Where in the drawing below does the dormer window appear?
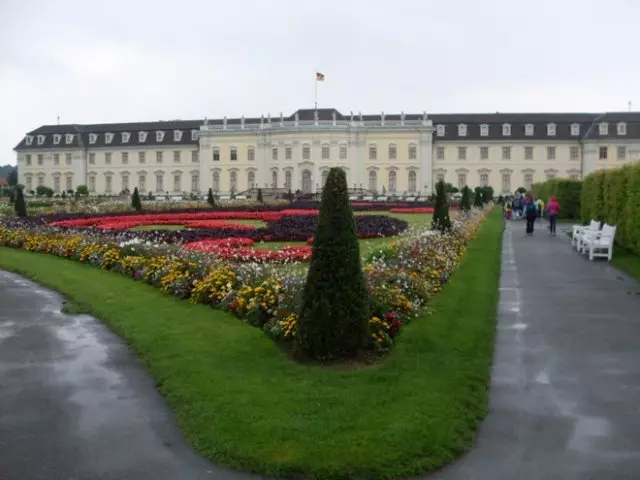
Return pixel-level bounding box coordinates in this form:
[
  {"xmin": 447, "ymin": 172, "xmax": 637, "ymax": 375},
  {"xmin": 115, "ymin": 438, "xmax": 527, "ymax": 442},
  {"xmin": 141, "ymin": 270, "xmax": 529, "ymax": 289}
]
[
  {"xmin": 122, "ymin": 132, "xmax": 131, "ymax": 143},
  {"xmin": 599, "ymin": 122, "xmax": 608, "ymax": 135},
  {"xmin": 547, "ymin": 123, "xmax": 556, "ymax": 136},
  {"xmin": 502, "ymin": 123, "xmax": 511, "ymax": 136},
  {"xmin": 191, "ymin": 129, "xmax": 199, "ymax": 141},
  {"xmin": 480, "ymin": 124, "xmax": 489, "ymax": 136},
  {"xmin": 139, "ymin": 131, "xmax": 148, "ymax": 143},
  {"xmin": 570, "ymin": 123, "xmax": 580, "ymax": 136},
  {"xmin": 89, "ymin": 133, "xmax": 97, "ymax": 144},
  {"xmin": 53, "ymin": 134, "xmax": 62, "ymax": 145},
  {"xmin": 458, "ymin": 124, "xmax": 467, "ymax": 136},
  {"xmin": 525, "ymin": 124, "xmax": 534, "ymax": 136},
  {"xmin": 617, "ymin": 122, "xmax": 627, "ymax": 135},
  {"xmin": 37, "ymin": 135, "xmax": 45, "ymax": 145},
  {"xmin": 156, "ymin": 131, "xmax": 165, "ymax": 142},
  {"xmin": 66, "ymin": 133, "xmax": 74, "ymax": 144},
  {"xmin": 105, "ymin": 132, "xmax": 114, "ymax": 144},
  {"xmin": 173, "ymin": 130, "xmax": 183, "ymax": 141},
  {"xmin": 25, "ymin": 135, "xmax": 33, "ymax": 146}
]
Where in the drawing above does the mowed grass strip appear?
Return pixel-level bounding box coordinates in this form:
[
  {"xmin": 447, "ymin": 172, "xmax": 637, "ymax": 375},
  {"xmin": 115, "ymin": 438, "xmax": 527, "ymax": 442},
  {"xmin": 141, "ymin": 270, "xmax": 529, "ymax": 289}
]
[{"xmin": 0, "ymin": 208, "xmax": 504, "ymax": 479}]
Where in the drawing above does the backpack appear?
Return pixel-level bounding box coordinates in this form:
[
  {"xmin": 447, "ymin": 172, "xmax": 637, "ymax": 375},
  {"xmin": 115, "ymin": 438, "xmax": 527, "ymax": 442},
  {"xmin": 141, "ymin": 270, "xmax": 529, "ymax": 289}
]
[{"xmin": 525, "ymin": 202, "xmax": 537, "ymax": 216}]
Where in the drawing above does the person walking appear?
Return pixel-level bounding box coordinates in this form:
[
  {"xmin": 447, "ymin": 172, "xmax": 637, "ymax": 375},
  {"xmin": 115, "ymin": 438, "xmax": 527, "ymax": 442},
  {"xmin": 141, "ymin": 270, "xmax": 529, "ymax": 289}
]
[
  {"xmin": 546, "ymin": 195, "xmax": 560, "ymax": 236},
  {"xmin": 536, "ymin": 197, "xmax": 545, "ymax": 220},
  {"xmin": 525, "ymin": 195, "xmax": 538, "ymax": 235}
]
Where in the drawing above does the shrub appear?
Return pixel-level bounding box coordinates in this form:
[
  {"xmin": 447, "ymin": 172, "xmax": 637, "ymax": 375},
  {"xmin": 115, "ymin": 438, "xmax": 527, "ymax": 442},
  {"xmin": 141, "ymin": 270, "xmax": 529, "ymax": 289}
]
[
  {"xmin": 257, "ymin": 188, "xmax": 263, "ymax": 204},
  {"xmin": 295, "ymin": 167, "xmax": 370, "ymax": 360},
  {"xmin": 532, "ymin": 178, "xmax": 582, "ymax": 219},
  {"xmin": 76, "ymin": 185, "xmax": 89, "ymax": 196},
  {"xmin": 460, "ymin": 185, "xmax": 471, "ymax": 211},
  {"xmin": 481, "ymin": 186, "xmax": 494, "ymax": 203},
  {"xmin": 431, "ymin": 180, "xmax": 452, "ymax": 232},
  {"xmin": 14, "ymin": 187, "xmax": 27, "ymax": 217},
  {"xmin": 473, "ymin": 187, "xmax": 484, "ymax": 208},
  {"xmin": 207, "ymin": 188, "xmax": 215, "ymax": 207},
  {"xmin": 131, "ymin": 187, "xmax": 142, "ymax": 211}
]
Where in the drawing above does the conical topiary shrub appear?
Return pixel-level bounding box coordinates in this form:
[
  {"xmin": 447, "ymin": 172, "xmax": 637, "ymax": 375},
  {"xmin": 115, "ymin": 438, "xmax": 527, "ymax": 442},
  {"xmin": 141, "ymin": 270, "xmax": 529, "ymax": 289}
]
[
  {"xmin": 295, "ymin": 167, "xmax": 370, "ymax": 360},
  {"xmin": 257, "ymin": 188, "xmax": 264, "ymax": 203},
  {"xmin": 460, "ymin": 185, "xmax": 471, "ymax": 211},
  {"xmin": 207, "ymin": 188, "xmax": 215, "ymax": 207},
  {"xmin": 14, "ymin": 187, "xmax": 26, "ymax": 217},
  {"xmin": 473, "ymin": 187, "xmax": 484, "ymax": 208},
  {"xmin": 431, "ymin": 179, "xmax": 451, "ymax": 232},
  {"xmin": 131, "ymin": 187, "xmax": 142, "ymax": 211}
]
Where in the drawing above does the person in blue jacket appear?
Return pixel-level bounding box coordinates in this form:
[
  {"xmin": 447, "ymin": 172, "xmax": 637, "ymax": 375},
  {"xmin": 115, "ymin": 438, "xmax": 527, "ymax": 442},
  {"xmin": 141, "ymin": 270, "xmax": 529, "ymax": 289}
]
[{"xmin": 524, "ymin": 195, "xmax": 538, "ymax": 235}]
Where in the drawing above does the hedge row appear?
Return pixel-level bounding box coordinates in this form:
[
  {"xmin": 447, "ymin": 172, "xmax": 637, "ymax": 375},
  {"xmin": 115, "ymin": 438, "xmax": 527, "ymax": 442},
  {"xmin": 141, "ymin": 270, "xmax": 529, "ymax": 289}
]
[
  {"xmin": 531, "ymin": 179, "xmax": 582, "ymax": 219},
  {"xmin": 580, "ymin": 163, "xmax": 640, "ymax": 255}
]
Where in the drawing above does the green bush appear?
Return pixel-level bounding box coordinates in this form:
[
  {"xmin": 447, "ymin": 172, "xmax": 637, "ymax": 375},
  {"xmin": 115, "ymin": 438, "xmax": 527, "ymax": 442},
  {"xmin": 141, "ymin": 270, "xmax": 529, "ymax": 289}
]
[
  {"xmin": 623, "ymin": 164, "xmax": 640, "ymax": 255},
  {"xmin": 131, "ymin": 187, "xmax": 142, "ymax": 211},
  {"xmin": 14, "ymin": 187, "xmax": 26, "ymax": 217},
  {"xmin": 532, "ymin": 178, "xmax": 582, "ymax": 219},
  {"xmin": 207, "ymin": 188, "xmax": 215, "ymax": 207},
  {"xmin": 473, "ymin": 187, "xmax": 484, "ymax": 208},
  {"xmin": 580, "ymin": 175, "xmax": 595, "ymax": 221},
  {"xmin": 460, "ymin": 185, "xmax": 471, "ymax": 211},
  {"xmin": 295, "ymin": 167, "xmax": 370, "ymax": 360},
  {"xmin": 431, "ymin": 180, "xmax": 452, "ymax": 232}
]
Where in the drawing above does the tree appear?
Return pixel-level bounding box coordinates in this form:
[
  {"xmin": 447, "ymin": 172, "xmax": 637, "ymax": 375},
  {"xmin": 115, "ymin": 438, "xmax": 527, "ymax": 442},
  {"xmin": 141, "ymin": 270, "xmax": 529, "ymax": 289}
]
[
  {"xmin": 482, "ymin": 186, "xmax": 494, "ymax": 203},
  {"xmin": 473, "ymin": 187, "xmax": 484, "ymax": 208},
  {"xmin": 76, "ymin": 184, "xmax": 89, "ymax": 196},
  {"xmin": 460, "ymin": 185, "xmax": 471, "ymax": 211},
  {"xmin": 295, "ymin": 167, "xmax": 370, "ymax": 360},
  {"xmin": 14, "ymin": 187, "xmax": 26, "ymax": 217},
  {"xmin": 431, "ymin": 179, "xmax": 452, "ymax": 232},
  {"xmin": 131, "ymin": 187, "xmax": 142, "ymax": 211},
  {"xmin": 287, "ymin": 189, "xmax": 293, "ymax": 203},
  {"xmin": 257, "ymin": 187, "xmax": 264, "ymax": 203},
  {"xmin": 516, "ymin": 187, "xmax": 527, "ymax": 195},
  {"xmin": 7, "ymin": 168, "xmax": 17, "ymax": 186},
  {"xmin": 36, "ymin": 185, "xmax": 49, "ymax": 196},
  {"xmin": 207, "ymin": 188, "xmax": 215, "ymax": 207}
]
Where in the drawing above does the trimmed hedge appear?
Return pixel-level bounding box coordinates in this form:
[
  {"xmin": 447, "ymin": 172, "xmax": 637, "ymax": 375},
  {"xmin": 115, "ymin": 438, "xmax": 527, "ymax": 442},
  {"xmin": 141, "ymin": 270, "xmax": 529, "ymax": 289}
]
[
  {"xmin": 580, "ymin": 163, "xmax": 640, "ymax": 256},
  {"xmin": 531, "ymin": 178, "xmax": 582, "ymax": 219}
]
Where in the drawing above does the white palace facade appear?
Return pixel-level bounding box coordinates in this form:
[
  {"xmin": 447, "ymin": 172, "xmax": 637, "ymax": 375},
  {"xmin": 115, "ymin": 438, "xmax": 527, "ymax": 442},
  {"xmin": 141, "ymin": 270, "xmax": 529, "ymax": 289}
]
[{"xmin": 14, "ymin": 108, "xmax": 640, "ymax": 197}]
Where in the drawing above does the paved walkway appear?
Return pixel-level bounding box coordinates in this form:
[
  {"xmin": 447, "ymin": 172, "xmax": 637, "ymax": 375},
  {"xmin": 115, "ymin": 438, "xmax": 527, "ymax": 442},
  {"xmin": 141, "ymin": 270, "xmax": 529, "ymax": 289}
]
[
  {"xmin": 428, "ymin": 221, "xmax": 640, "ymax": 479},
  {"xmin": 0, "ymin": 271, "xmax": 265, "ymax": 480}
]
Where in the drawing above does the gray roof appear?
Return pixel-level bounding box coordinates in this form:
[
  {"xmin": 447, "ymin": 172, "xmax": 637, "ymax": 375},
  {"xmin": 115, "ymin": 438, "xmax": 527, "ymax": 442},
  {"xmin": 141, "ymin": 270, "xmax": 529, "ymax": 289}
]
[{"xmin": 15, "ymin": 109, "xmax": 640, "ymax": 150}]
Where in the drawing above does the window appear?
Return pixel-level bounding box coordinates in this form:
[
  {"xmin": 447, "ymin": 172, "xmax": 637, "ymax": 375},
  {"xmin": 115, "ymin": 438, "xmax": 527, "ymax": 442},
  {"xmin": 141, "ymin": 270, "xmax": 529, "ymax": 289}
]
[
  {"xmin": 86, "ymin": 153, "xmax": 95, "ymax": 165},
  {"xmin": 272, "ymin": 147, "xmax": 278, "ymax": 161},
  {"xmin": 285, "ymin": 171, "xmax": 292, "ymax": 190},
  {"xmin": 599, "ymin": 146, "xmax": 608, "ymax": 160},
  {"xmin": 617, "ymin": 146, "xmax": 626, "ymax": 160},
  {"xmin": 139, "ymin": 151, "xmax": 146, "ymax": 164},
  {"xmin": 480, "ymin": 124, "xmax": 489, "ymax": 136},
  {"xmin": 458, "ymin": 124, "xmax": 467, "ymax": 136},
  {"xmin": 368, "ymin": 170, "xmax": 377, "ymax": 191},
  {"xmin": 369, "ymin": 145, "xmax": 377, "ymax": 160},
  {"xmin": 480, "ymin": 146, "xmax": 489, "ymax": 160},
  {"xmin": 230, "ymin": 148, "xmax": 237, "ymax": 161},
  {"xmin": 65, "ymin": 175, "xmax": 73, "ymax": 191},
  {"xmin": 339, "ymin": 144, "xmax": 347, "ymax": 160},
  {"xmin": 408, "ymin": 171, "xmax": 417, "ymax": 193},
  {"xmin": 436, "ymin": 146, "xmax": 445, "ymax": 160},
  {"xmin": 122, "ymin": 132, "xmax": 131, "ymax": 143},
  {"xmin": 213, "ymin": 171, "xmax": 220, "ymax": 191},
  {"xmin": 105, "ymin": 174, "xmax": 113, "ymax": 193},
  {"xmin": 457, "ymin": 173, "xmax": 467, "ymax": 190},
  {"xmin": 156, "ymin": 151, "xmax": 163, "ymax": 163},
  {"xmin": 502, "ymin": 124, "xmax": 511, "ymax": 136},
  {"xmin": 26, "ymin": 176, "xmax": 33, "ymax": 190},
  {"xmin": 173, "ymin": 174, "xmax": 181, "ymax": 192},
  {"xmin": 501, "ymin": 173, "xmax": 511, "ymax": 192},
  {"xmin": 139, "ymin": 174, "xmax": 146, "ymax": 192},
  {"xmin": 546, "ymin": 171, "xmax": 556, "ymax": 181},
  {"xmin": 155, "ymin": 173, "xmax": 164, "ymax": 192},
  {"xmin": 617, "ymin": 122, "xmax": 627, "ymax": 135},
  {"xmin": 173, "ymin": 151, "xmax": 181, "ymax": 163},
  {"xmin": 105, "ymin": 133, "xmax": 114, "ymax": 144},
  {"xmin": 388, "ymin": 171, "xmax": 397, "ymax": 193},
  {"xmin": 53, "ymin": 134, "xmax": 61, "ymax": 145},
  {"xmin": 598, "ymin": 123, "xmax": 608, "ymax": 135},
  {"xmin": 89, "ymin": 175, "xmax": 96, "ymax": 192},
  {"xmin": 547, "ymin": 146, "xmax": 556, "ymax": 160},
  {"xmin": 139, "ymin": 131, "xmax": 148, "ymax": 143},
  {"xmin": 525, "ymin": 124, "xmax": 534, "ymax": 136},
  {"xmin": 547, "ymin": 123, "xmax": 556, "ymax": 136},
  {"xmin": 174, "ymin": 130, "xmax": 183, "ymax": 141},
  {"xmin": 66, "ymin": 134, "xmax": 74, "ymax": 144},
  {"xmin": 25, "ymin": 136, "xmax": 33, "ymax": 146},
  {"xmin": 524, "ymin": 173, "xmax": 533, "ymax": 190},
  {"xmin": 122, "ymin": 174, "xmax": 129, "ymax": 191},
  {"xmin": 286, "ymin": 145, "xmax": 293, "ymax": 160},
  {"xmin": 37, "ymin": 154, "xmax": 44, "ymax": 166},
  {"xmin": 436, "ymin": 173, "xmax": 445, "ymax": 183},
  {"xmin": 502, "ymin": 147, "xmax": 511, "ymax": 160},
  {"xmin": 436, "ymin": 125, "xmax": 445, "ymax": 136},
  {"xmin": 105, "ymin": 152, "xmax": 112, "ymax": 165},
  {"xmin": 321, "ymin": 170, "xmax": 329, "ymax": 186},
  {"xmin": 54, "ymin": 153, "xmax": 60, "ymax": 165},
  {"xmin": 37, "ymin": 175, "xmax": 44, "ymax": 187},
  {"xmin": 480, "ymin": 173, "xmax": 489, "ymax": 187},
  {"xmin": 302, "ymin": 145, "xmax": 310, "ymax": 160},
  {"xmin": 122, "ymin": 152, "xmax": 129, "ymax": 164},
  {"xmin": 65, "ymin": 153, "xmax": 72, "ymax": 165},
  {"xmin": 408, "ymin": 144, "xmax": 417, "ymax": 160},
  {"xmin": 569, "ymin": 172, "xmax": 579, "ymax": 180},
  {"xmin": 25, "ymin": 154, "xmax": 32, "ymax": 166},
  {"xmin": 458, "ymin": 147, "xmax": 467, "ymax": 160},
  {"xmin": 322, "ymin": 144, "xmax": 330, "ymax": 160},
  {"xmin": 213, "ymin": 148, "xmax": 220, "ymax": 161},
  {"xmin": 247, "ymin": 171, "xmax": 255, "ymax": 189},
  {"xmin": 156, "ymin": 131, "xmax": 165, "ymax": 142},
  {"xmin": 191, "ymin": 130, "xmax": 199, "ymax": 141},
  {"xmin": 247, "ymin": 147, "xmax": 255, "ymax": 161},
  {"xmin": 192, "ymin": 151, "xmax": 199, "ymax": 163},
  {"xmin": 89, "ymin": 133, "xmax": 97, "ymax": 144},
  {"xmin": 37, "ymin": 135, "xmax": 45, "ymax": 145},
  {"xmin": 388, "ymin": 144, "xmax": 397, "ymax": 160},
  {"xmin": 570, "ymin": 146, "xmax": 579, "ymax": 160},
  {"xmin": 271, "ymin": 170, "xmax": 278, "ymax": 188},
  {"xmin": 53, "ymin": 176, "xmax": 60, "ymax": 192},
  {"xmin": 571, "ymin": 123, "xmax": 580, "ymax": 136},
  {"xmin": 191, "ymin": 173, "xmax": 199, "ymax": 192},
  {"xmin": 525, "ymin": 146, "xmax": 533, "ymax": 160}
]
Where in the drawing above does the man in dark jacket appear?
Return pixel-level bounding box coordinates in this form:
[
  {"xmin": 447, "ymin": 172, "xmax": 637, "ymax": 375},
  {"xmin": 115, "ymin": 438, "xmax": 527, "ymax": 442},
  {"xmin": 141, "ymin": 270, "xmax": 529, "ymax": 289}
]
[{"xmin": 525, "ymin": 195, "xmax": 538, "ymax": 235}]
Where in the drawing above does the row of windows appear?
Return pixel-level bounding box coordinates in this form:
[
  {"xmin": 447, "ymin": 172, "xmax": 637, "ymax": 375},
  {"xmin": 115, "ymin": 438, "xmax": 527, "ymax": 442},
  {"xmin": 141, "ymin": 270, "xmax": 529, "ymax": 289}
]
[
  {"xmin": 437, "ymin": 121, "xmax": 628, "ymax": 137},
  {"xmin": 435, "ymin": 145, "xmax": 628, "ymax": 161},
  {"xmin": 25, "ymin": 129, "xmax": 200, "ymax": 147},
  {"xmin": 24, "ymin": 151, "xmax": 200, "ymax": 166}
]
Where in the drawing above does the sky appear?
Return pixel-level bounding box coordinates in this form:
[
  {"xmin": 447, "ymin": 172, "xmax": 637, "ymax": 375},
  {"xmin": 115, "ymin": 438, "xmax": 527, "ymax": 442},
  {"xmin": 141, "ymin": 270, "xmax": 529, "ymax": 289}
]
[{"xmin": 1, "ymin": 0, "xmax": 638, "ymax": 165}]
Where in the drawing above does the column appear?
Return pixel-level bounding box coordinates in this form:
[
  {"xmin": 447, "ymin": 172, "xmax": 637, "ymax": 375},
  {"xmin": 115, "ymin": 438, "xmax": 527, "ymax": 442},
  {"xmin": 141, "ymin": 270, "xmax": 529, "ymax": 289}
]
[
  {"xmin": 198, "ymin": 132, "xmax": 211, "ymax": 195},
  {"xmin": 312, "ymin": 139, "xmax": 321, "ymax": 192},
  {"xmin": 419, "ymin": 129, "xmax": 433, "ymax": 195},
  {"xmin": 257, "ymin": 133, "xmax": 268, "ymax": 188}
]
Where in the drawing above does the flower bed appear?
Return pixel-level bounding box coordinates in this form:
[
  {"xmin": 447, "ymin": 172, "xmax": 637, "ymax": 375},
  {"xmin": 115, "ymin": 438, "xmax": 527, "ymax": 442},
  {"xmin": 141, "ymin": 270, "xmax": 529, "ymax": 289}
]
[{"xmin": 389, "ymin": 207, "xmax": 435, "ymax": 214}]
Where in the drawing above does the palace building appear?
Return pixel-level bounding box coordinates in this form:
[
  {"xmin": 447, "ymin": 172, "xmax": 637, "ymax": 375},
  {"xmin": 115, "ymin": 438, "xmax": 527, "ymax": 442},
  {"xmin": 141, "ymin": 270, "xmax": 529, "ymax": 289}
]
[{"xmin": 13, "ymin": 108, "xmax": 640, "ymax": 197}]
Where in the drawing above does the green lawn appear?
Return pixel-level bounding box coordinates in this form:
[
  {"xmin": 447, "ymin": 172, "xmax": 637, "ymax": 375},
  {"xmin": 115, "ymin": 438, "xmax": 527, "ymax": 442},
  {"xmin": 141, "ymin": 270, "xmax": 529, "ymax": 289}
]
[
  {"xmin": 0, "ymin": 209, "xmax": 503, "ymax": 479},
  {"xmin": 612, "ymin": 249, "xmax": 640, "ymax": 282}
]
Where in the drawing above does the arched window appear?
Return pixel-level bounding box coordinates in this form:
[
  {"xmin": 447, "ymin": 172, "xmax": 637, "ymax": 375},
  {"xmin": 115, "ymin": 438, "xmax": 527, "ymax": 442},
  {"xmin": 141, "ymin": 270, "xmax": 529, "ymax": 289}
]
[
  {"xmin": 388, "ymin": 170, "xmax": 396, "ymax": 193},
  {"xmin": 271, "ymin": 170, "xmax": 278, "ymax": 188},
  {"xmin": 229, "ymin": 171, "xmax": 237, "ymax": 191},
  {"xmin": 321, "ymin": 170, "xmax": 329, "ymax": 186},
  {"xmin": 368, "ymin": 170, "xmax": 377, "ymax": 192},
  {"xmin": 408, "ymin": 171, "xmax": 417, "ymax": 193},
  {"xmin": 284, "ymin": 171, "xmax": 292, "ymax": 190},
  {"xmin": 248, "ymin": 171, "xmax": 255, "ymax": 189},
  {"xmin": 301, "ymin": 170, "xmax": 312, "ymax": 193},
  {"xmin": 212, "ymin": 171, "xmax": 220, "ymax": 191}
]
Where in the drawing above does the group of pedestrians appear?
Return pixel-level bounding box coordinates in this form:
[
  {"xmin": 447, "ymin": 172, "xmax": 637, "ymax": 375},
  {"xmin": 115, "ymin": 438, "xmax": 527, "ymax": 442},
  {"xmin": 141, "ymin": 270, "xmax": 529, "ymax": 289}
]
[{"xmin": 503, "ymin": 193, "xmax": 560, "ymax": 236}]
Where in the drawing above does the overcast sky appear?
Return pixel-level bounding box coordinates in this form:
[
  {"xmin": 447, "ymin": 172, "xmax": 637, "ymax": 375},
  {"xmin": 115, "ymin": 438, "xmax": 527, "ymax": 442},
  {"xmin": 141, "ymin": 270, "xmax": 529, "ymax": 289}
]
[{"xmin": 1, "ymin": 0, "xmax": 638, "ymax": 165}]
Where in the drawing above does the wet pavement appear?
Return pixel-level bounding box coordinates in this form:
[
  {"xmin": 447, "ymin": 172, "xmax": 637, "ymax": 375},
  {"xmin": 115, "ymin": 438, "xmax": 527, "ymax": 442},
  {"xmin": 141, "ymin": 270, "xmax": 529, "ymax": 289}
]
[
  {"xmin": 426, "ymin": 221, "xmax": 640, "ymax": 480},
  {"xmin": 0, "ymin": 271, "xmax": 264, "ymax": 480}
]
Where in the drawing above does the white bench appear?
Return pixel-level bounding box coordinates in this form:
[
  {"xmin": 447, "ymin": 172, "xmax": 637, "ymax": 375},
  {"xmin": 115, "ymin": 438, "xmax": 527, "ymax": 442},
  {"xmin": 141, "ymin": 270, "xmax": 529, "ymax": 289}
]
[
  {"xmin": 375, "ymin": 196, "xmax": 388, "ymax": 202},
  {"xmin": 581, "ymin": 223, "xmax": 617, "ymax": 261},
  {"xmin": 405, "ymin": 196, "xmax": 416, "ymax": 202},
  {"xmin": 362, "ymin": 196, "xmax": 374, "ymax": 201},
  {"xmin": 348, "ymin": 195, "xmax": 359, "ymax": 201},
  {"xmin": 572, "ymin": 220, "xmax": 600, "ymax": 250}
]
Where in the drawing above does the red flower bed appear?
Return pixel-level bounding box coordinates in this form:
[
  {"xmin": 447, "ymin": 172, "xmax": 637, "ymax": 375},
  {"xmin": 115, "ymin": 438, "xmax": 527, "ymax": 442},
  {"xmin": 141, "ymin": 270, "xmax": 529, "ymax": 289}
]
[
  {"xmin": 389, "ymin": 207, "xmax": 435, "ymax": 214},
  {"xmin": 183, "ymin": 237, "xmax": 256, "ymax": 252},
  {"xmin": 183, "ymin": 238, "xmax": 311, "ymax": 262}
]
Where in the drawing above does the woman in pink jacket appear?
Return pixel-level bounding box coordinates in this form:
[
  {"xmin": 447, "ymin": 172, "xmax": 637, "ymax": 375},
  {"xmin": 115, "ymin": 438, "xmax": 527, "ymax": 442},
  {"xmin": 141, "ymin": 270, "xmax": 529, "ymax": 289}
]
[{"xmin": 546, "ymin": 196, "xmax": 560, "ymax": 235}]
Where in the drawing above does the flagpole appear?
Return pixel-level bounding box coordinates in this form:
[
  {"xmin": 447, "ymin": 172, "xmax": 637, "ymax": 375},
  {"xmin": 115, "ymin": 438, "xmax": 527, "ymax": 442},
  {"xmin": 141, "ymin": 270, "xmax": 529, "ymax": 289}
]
[{"xmin": 314, "ymin": 74, "xmax": 318, "ymax": 110}]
